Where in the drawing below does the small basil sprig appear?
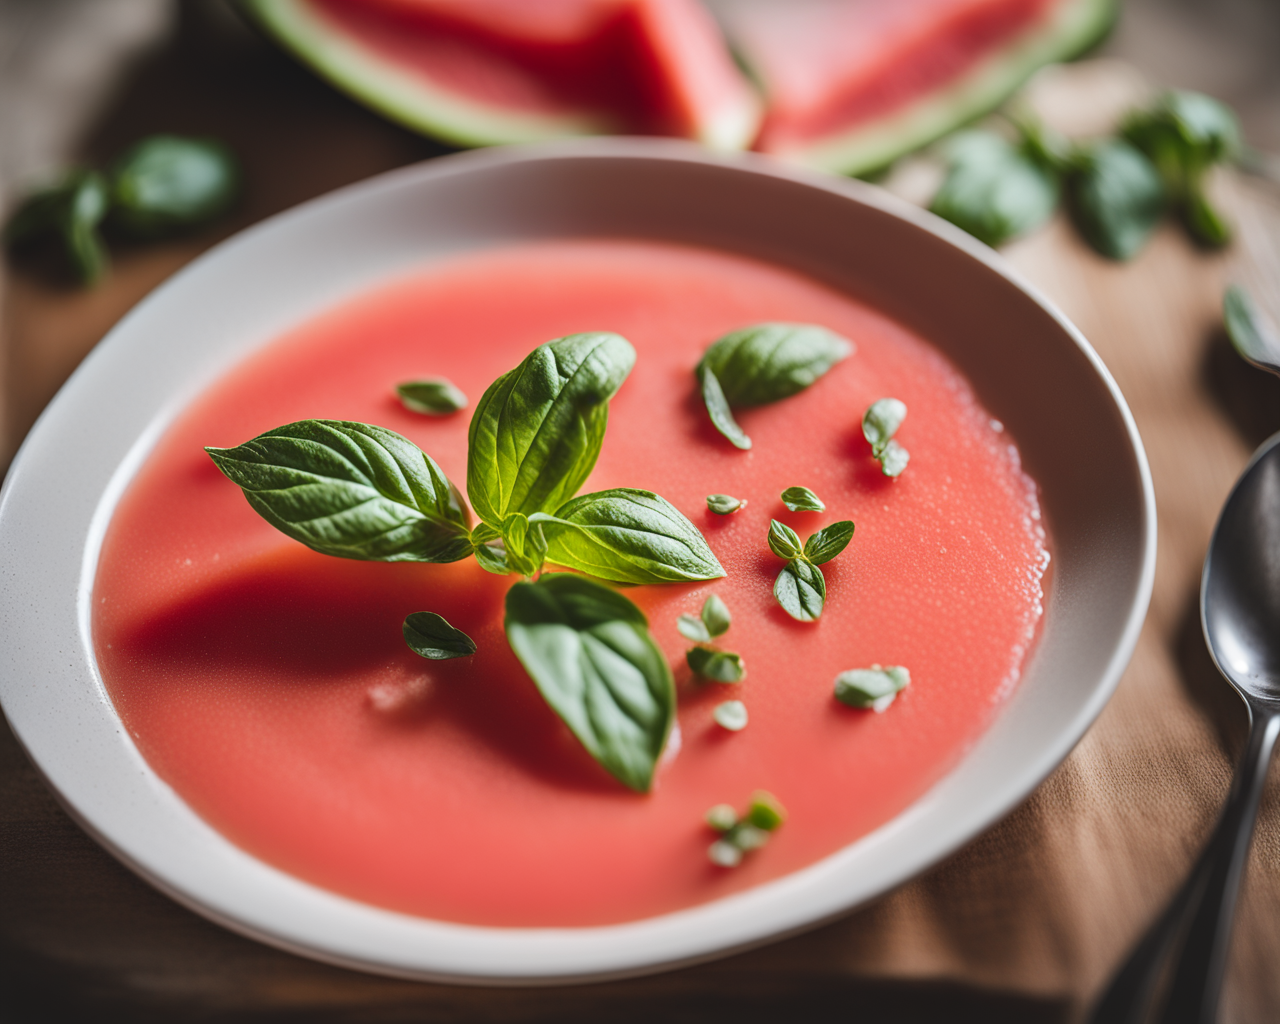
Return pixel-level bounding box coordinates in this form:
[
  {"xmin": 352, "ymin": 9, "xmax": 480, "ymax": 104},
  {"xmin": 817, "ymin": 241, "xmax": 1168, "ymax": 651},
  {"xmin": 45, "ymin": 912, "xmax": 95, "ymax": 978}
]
[
  {"xmin": 206, "ymin": 420, "xmax": 472, "ymax": 562},
  {"xmin": 862, "ymin": 398, "xmax": 909, "ymax": 477},
  {"xmin": 705, "ymin": 791, "xmax": 787, "ymax": 867},
  {"xmin": 3, "ymin": 169, "xmax": 109, "ymax": 284},
  {"xmin": 768, "ymin": 518, "xmax": 855, "ymax": 622},
  {"xmin": 781, "ymin": 485, "xmax": 824, "ymax": 512},
  {"xmin": 835, "ymin": 665, "xmax": 911, "ymax": 712},
  {"xmin": 696, "ymin": 323, "xmax": 853, "ymax": 449},
  {"xmin": 397, "ymin": 378, "xmax": 468, "ymax": 415},
  {"xmin": 1066, "ymin": 139, "xmax": 1165, "ymax": 261},
  {"xmin": 505, "ymin": 574, "xmax": 674, "ymax": 792},
  {"xmin": 929, "ymin": 130, "xmax": 1060, "ymax": 247},
  {"xmin": 706, "ymin": 493, "xmax": 747, "ymax": 515},
  {"xmin": 1123, "ymin": 90, "xmax": 1241, "ymax": 248},
  {"xmin": 403, "ymin": 612, "xmax": 477, "ymax": 660},
  {"xmin": 680, "ymin": 595, "xmax": 743, "ymax": 682}
]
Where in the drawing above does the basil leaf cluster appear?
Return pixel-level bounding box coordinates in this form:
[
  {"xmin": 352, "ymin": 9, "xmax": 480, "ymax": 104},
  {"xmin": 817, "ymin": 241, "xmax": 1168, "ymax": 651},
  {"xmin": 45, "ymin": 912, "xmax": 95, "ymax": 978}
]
[
  {"xmin": 695, "ymin": 323, "xmax": 853, "ymax": 449},
  {"xmin": 1066, "ymin": 139, "xmax": 1165, "ymax": 261},
  {"xmin": 4, "ymin": 135, "xmax": 239, "ymax": 286},
  {"xmin": 506, "ymin": 574, "xmax": 674, "ymax": 792},
  {"xmin": 768, "ymin": 519, "xmax": 855, "ymax": 622},
  {"xmin": 862, "ymin": 398, "xmax": 910, "ymax": 477},
  {"xmin": 679, "ymin": 595, "xmax": 745, "ymax": 683}
]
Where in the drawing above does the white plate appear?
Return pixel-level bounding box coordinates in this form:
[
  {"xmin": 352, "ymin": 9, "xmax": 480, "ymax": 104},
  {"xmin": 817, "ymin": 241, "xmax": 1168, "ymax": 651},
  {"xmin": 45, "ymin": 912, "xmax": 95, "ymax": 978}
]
[{"xmin": 0, "ymin": 139, "xmax": 1155, "ymax": 984}]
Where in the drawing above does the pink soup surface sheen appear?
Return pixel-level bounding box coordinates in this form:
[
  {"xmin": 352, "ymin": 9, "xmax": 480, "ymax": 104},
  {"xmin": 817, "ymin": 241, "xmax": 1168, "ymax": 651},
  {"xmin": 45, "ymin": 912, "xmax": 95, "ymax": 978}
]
[{"xmin": 93, "ymin": 240, "xmax": 1048, "ymax": 927}]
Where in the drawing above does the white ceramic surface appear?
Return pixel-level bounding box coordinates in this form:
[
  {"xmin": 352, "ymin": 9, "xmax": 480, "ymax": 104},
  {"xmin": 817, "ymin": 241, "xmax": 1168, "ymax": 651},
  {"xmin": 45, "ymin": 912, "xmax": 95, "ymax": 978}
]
[{"xmin": 0, "ymin": 139, "xmax": 1155, "ymax": 984}]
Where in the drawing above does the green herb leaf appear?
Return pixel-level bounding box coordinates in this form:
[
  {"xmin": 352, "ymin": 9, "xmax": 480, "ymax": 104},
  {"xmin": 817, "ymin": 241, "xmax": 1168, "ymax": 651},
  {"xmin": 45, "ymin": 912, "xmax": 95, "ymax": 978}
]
[
  {"xmin": 1066, "ymin": 139, "xmax": 1164, "ymax": 261},
  {"xmin": 699, "ymin": 364, "xmax": 753, "ymax": 450},
  {"xmin": 1224, "ymin": 284, "xmax": 1280, "ymax": 367},
  {"xmin": 803, "ymin": 520, "xmax": 855, "ymax": 565},
  {"xmin": 747, "ymin": 791, "xmax": 787, "ymax": 831},
  {"xmin": 713, "ymin": 700, "xmax": 748, "ymax": 731},
  {"xmin": 834, "ymin": 665, "xmax": 911, "ymax": 711},
  {"xmin": 686, "ymin": 647, "xmax": 746, "ymax": 683},
  {"xmin": 706, "ymin": 493, "xmax": 747, "ymax": 514},
  {"xmin": 774, "ymin": 558, "xmax": 826, "ymax": 622},
  {"xmin": 110, "ymin": 135, "xmax": 239, "ymax": 236},
  {"xmin": 780, "ymin": 485, "xmax": 825, "ymax": 512},
  {"xmin": 396, "ymin": 378, "xmax": 468, "ymax": 415},
  {"xmin": 862, "ymin": 398, "xmax": 906, "ymax": 453},
  {"xmin": 929, "ymin": 130, "xmax": 1059, "ymax": 247},
  {"xmin": 705, "ymin": 804, "xmax": 738, "ymax": 832},
  {"xmin": 4, "ymin": 169, "xmax": 109, "ymax": 285},
  {"xmin": 500, "ymin": 512, "xmax": 548, "ymax": 577},
  {"xmin": 677, "ymin": 614, "xmax": 712, "ymax": 643},
  {"xmin": 878, "ymin": 439, "xmax": 910, "ymax": 477},
  {"xmin": 505, "ymin": 574, "xmax": 674, "ymax": 792},
  {"xmin": 206, "ymin": 419, "xmax": 472, "ymax": 562},
  {"xmin": 706, "ymin": 791, "xmax": 786, "ymax": 866},
  {"xmin": 470, "ymin": 521, "xmax": 509, "ymax": 575},
  {"xmin": 698, "ymin": 322, "xmax": 853, "ymax": 407},
  {"xmin": 700, "ymin": 594, "xmax": 731, "ymax": 638},
  {"xmin": 767, "ymin": 519, "xmax": 803, "ymax": 560},
  {"xmin": 467, "ymin": 333, "xmax": 635, "ymax": 527},
  {"xmin": 402, "ymin": 612, "xmax": 477, "ymax": 660},
  {"xmin": 532, "ymin": 488, "xmax": 724, "ymax": 585}
]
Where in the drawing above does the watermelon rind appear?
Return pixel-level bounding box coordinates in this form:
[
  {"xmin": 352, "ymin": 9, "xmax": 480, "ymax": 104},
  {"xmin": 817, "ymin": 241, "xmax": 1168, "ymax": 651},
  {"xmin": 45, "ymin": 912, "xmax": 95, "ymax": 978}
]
[
  {"xmin": 761, "ymin": 0, "xmax": 1117, "ymax": 176},
  {"xmin": 239, "ymin": 0, "xmax": 618, "ymax": 148}
]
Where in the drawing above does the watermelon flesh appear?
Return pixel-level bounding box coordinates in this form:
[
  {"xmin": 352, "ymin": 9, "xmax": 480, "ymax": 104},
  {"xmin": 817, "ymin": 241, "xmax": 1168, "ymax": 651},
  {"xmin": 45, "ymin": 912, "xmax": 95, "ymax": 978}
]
[
  {"xmin": 710, "ymin": 0, "xmax": 1115, "ymax": 173},
  {"xmin": 247, "ymin": 0, "xmax": 761, "ymax": 150}
]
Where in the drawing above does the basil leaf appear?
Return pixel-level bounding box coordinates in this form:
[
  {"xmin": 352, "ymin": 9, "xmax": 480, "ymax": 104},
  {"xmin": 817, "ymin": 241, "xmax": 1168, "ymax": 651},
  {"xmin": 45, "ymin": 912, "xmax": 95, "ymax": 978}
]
[
  {"xmin": 929, "ymin": 130, "xmax": 1059, "ymax": 247},
  {"xmin": 505, "ymin": 574, "xmax": 674, "ymax": 792},
  {"xmin": 767, "ymin": 519, "xmax": 803, "ymax": 560},
  {"xmin": 706, "ymin": 493, "xmax": 747, "ymax": 514},
  {"xmin": 747, "ymin": 791, "xmax": 787, "ymax": 830},
  {"xmin": 1224, "ymin": 284, "xmax": 1280, "ymax": 367},
  {"xmin": 532, "ymin": 488, "xmax": 725, "ymax": 585},
  {"xmin": 699, "ymin": 365, "xmax": 752, "ymax": 450},
  {"xmin": 879, "ymin": 439, "xmax": 910, "ymax": 477},
  {"xmin": 862, "ymin": 398, "xmax": 906, "ymax": 453},
  {"xmin": 803, "ymin": 520, "xmax": 855, "ymax": 565},
  {"xmin": 1067, "ymin": 140, "xmax": 1164, "ymax": 261},
  {"xmin": 467, "ymin": 333, "xmax": 635, "ymax": 526},
  {"xmin": 4, "ymin": 169, "xmax": 109, "ymax": 285},
  {"xmin": 687, "ymin": 647, "xmax": 746, "ymax": 684},
  {"xmin": 713, "ymin": 700, "xmax": 748, "ymax": 731},
  {"xmin": 109, "ymin": 135, "xmax": 239, "ymax": 237},
  {"xmin": 677, "ymin": 614, "xmax": 712, "ymax": 643},
  {"xmin": 206, "ymin": 419, "xmax": 472, "ymax": 562},
  {"xmin": 403, "ymin": 612, "xmax": 477, "ymax": 660},
  {"xmin": 835, "ymin": 665, "xmax": 911, "ymax": 711},
  {"xmin": 700, "ymin": 594, "xmax": 731, "ymax": 638},
  {"xmin": 470, "ymin": 521, "xmax": 510, "ymax": 575},
  {"xmin": 501, "ymin": 512, "xmax": 548, "ymax": 577},
  {"xmin": 698, "ymin": 322, "xmax": 853, "ymax": 408},
  {"xmin": 774, "ymin": 558, "xmax": 826, "ymax": 622},
  {"xmin": 396, "ymin": 378, "xmax": 468, "ymax": 415},
  {"xmin": 781, "ymin": 486, "xmax": 825, "ymax": 512}
]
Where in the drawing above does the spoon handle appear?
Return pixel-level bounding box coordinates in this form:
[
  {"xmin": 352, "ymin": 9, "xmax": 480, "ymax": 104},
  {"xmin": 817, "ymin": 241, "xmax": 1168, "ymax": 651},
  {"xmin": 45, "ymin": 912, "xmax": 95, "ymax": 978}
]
[{"xmin": 1089, "ymin": 707, "xmax": 1280, "ymax": 1024}]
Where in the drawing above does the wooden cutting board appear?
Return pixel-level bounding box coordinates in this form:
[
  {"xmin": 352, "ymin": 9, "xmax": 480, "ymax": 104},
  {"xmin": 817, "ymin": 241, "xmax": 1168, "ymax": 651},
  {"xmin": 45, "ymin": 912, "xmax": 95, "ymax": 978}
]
[{"xmin": 3, "ymin": 25, "xmax": 1280, "ymax": 1024}]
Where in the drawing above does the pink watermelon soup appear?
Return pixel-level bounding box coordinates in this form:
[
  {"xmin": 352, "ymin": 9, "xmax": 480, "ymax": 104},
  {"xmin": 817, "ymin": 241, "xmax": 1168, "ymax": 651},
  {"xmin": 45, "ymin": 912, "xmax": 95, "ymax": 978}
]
[{"xmin": 92, "ymin": 240, "xmax": 1048, "ymax": 927}]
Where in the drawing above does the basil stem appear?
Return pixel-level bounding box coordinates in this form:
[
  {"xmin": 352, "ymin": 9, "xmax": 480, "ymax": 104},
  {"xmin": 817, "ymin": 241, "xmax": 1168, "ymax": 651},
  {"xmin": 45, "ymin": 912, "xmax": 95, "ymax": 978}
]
[
  {"xmin": 396, "ymin": 378, "xmax": 468, "ymax": 415},
  {"xmin": 781, "ymin": 485, "xmax": 825, "ymax": 512},
  {"xmin": 767, "ymin": 519, "xmax": 803, "ymax": 560},
  {"xmin": 467, "ymin": 332, "xmax": 635, "ymax": 527},
  {"xmin": 687, "ymin": 647, "xmax": 746, "ymax": 684},
  {"xmin": 774, "ymin": 558, "xmax": 826, "ymax": 622},
  {"xmin": 835, "ymin": 665, "xmax": 911, "ymax": 712},
  {"xmin": 706, "ymin": 493, "xmax": 747, "ymax": 514},
  {"xmin": 403, "ymin": 612, "xmax": 477, "ymax": 660},
  {"xmin": 532, "ymin": 488, "xmax": 724, "ymax": 584},
  {"xmin": 1066, "ymin": 139, "xmax": 1164, "ymax": 261},
  {"xmin": 504, "ymin": 574, "xmax": 674, "ymax": 792},
  {"xmin": 929, "ymin": 130, "xmax": 1059, "ymax": 247},
  {"xmin": 206, "ymin": 420, "xmax": 472, "ymax": 562},
  {"xmin": 803, "ymin": 520, "xmax": 855, "ymax": 565},
  {"xmin": 109, "ymin": 135, "xmax": 239, "ymax": 237}
]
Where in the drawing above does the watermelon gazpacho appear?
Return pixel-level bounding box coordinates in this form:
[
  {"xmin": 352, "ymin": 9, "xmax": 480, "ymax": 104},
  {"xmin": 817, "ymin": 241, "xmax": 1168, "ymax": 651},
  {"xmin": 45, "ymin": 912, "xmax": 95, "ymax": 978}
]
[{"xmin": 92, "ymin": 240, "xmax": 1049, "ymax": 927}]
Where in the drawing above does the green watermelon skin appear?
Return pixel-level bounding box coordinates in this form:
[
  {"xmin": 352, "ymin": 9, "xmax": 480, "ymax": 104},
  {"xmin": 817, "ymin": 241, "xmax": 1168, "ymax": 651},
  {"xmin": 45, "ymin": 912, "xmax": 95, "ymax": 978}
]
[
  {"xmin": 240, "ymin": 0, "xmax": 761, "ymax": 151},
  {"xmin": 712, "ymin": 0, "xmax": 1117, "ymax": 175}
]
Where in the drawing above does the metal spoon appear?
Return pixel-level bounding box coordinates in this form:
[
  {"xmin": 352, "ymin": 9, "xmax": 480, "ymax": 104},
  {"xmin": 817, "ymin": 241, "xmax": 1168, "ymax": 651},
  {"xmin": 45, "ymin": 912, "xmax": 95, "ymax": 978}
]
[{"xmin": 1090, "ymin": 430, "xmax": 1280, "ymax": 1024}]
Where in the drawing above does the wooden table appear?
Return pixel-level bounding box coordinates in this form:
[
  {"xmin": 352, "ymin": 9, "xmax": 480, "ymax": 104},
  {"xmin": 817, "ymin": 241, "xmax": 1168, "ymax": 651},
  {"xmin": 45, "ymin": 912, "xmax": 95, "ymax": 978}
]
[{"xmin": 4, "ymin": 8, "xmax": 1280, "ymax": 1023}]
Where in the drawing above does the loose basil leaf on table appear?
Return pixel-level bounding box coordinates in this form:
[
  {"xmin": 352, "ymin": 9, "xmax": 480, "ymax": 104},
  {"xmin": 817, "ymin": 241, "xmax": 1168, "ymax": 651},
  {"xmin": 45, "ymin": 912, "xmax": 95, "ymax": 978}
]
[
  {"xmin": 928, "ymin": 130, "xmax": 1060, "ymax": 247},
  {"xmin": 781, "ymin": 485, "xmax": 825, "ymax": 512},
  {"xmin": 687, "ymin": 647, "xmax": 746, "ymax": 684},
  {"xmin": 403, "ymin": 612, "xmax": 477, "ymax": 660},
  {"xmin": 468, "ymin": 332, "xmax": 635, "ymax": 526},
  {"xmin": 774, "ymin": 558, "xmax": 826, "ymax": 622},
  {"xmin": 532, "ymin": 488, "xmax": 725, "ymax": 585},
  {"xmin": 396, "ymin": 377, "xmax": 468, "ymax": 415},
  {"xmin": 3, "ymin": 169, "xmax": 110, "ymax": 284},
  {"xmin": 767, "ymin": 519, "xmax": 803, "ymax": 560},
  {"xmin": 504, "ymin": 574, "xmax": 674, "ymax": 793},
  {"xmin": 206, "ymin": 419, "xmax": 473, "ymax": 562},
  {"xmin": 1066, "ymin": 139, "xmax": 1165, "ymax": 261},
  {"xmin": 110, "ymin": 135, "xmax": 240, "ymax": 237},
  {"xmin": 803, "ymin": 520, "xmax": 855, "ymax": 565}
]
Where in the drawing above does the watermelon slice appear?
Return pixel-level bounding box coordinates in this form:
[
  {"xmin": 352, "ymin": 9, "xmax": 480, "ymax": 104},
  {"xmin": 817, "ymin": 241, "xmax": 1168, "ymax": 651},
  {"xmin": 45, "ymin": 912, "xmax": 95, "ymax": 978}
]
[
  {"xmin": 709, "ymin": 0, "xmax": 1116, "ymax": 174},
  {"xmin": 240, "ymin": 0, "xmax": 761, "ymax": 150}
]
